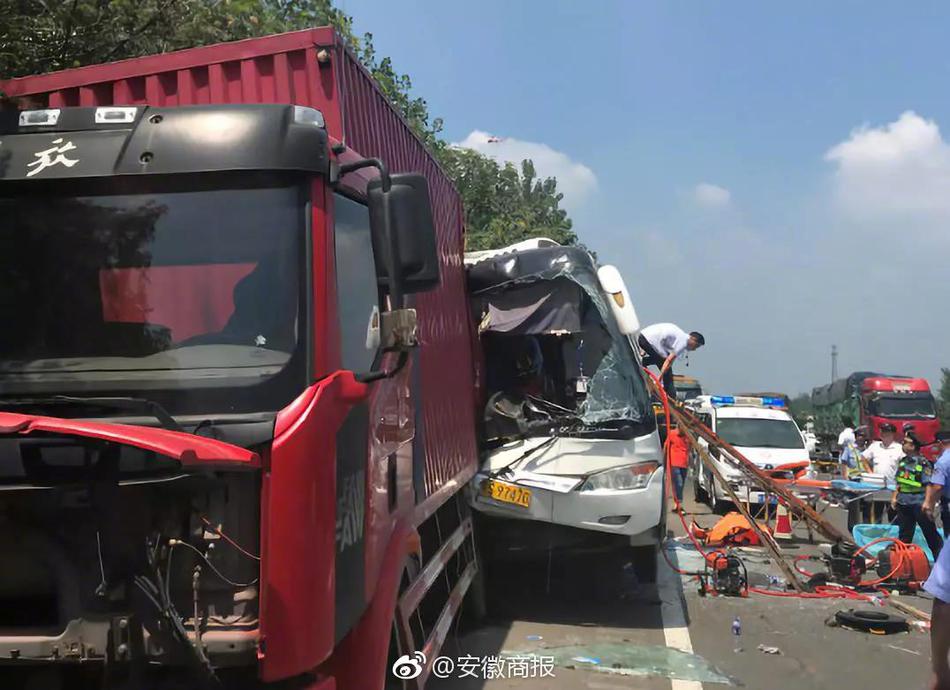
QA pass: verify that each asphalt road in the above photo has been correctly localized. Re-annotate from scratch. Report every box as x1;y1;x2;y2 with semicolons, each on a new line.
429;487;935;690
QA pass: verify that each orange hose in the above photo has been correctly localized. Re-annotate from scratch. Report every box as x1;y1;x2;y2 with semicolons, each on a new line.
643;367;716;575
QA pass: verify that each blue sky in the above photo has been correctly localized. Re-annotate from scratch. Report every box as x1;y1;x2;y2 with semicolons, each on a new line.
346;0;950;396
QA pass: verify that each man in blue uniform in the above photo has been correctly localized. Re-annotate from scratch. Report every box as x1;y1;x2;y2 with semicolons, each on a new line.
890;434;942;558
923;430;950;537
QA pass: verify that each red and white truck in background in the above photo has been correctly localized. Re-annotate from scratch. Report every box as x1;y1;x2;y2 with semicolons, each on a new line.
812;372;940;459
0;28;479;690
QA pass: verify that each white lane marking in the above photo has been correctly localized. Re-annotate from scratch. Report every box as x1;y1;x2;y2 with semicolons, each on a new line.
657;549;703;690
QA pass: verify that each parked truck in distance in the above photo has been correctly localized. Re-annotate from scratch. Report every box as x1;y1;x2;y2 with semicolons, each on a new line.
0;28;479;690
812;372;939;457
673;374;704;402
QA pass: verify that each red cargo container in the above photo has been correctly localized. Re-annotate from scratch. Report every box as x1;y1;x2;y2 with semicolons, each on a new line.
0;28;478;690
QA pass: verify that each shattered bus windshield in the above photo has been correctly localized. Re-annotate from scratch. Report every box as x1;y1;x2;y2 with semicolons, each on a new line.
475;272;650;432
0;177;307;414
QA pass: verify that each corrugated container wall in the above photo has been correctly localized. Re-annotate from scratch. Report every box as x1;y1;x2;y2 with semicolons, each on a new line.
0;27;478;507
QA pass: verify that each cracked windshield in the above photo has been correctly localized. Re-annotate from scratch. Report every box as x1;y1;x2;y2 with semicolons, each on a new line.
2;3;950;690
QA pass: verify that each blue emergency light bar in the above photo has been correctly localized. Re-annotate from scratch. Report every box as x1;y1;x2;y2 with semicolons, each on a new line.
710;395;787;409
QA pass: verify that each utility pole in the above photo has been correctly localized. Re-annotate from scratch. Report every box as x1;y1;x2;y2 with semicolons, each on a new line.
831;344;838;383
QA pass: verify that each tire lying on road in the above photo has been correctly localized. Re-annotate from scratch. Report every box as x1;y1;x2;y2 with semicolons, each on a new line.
833;609;909;635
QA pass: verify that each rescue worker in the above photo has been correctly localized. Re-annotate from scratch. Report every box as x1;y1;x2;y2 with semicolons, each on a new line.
667;424;690;504
891;433;943;559
922;430;950;538
861;422;904;522
637;323;705;397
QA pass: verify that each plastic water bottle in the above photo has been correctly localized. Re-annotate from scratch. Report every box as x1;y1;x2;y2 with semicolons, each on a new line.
732;616;742;652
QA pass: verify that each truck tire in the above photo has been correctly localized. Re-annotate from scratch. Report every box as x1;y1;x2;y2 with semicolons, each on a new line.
834;609;908;634
459;554;489;630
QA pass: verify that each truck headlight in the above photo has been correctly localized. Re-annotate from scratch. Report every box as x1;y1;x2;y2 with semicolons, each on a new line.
579;461;660;491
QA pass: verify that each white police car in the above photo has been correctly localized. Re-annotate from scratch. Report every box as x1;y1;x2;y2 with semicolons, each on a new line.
689;395;810;513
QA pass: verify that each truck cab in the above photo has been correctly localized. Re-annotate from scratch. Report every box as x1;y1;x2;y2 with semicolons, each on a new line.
861;377;939;454
0;29;479;690
673;375;703;402
465;241;665;582
812;372;939;459
690;395;810;513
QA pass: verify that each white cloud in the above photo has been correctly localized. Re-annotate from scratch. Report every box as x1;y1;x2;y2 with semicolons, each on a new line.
453;130;597;209
825;111;950;225
692;182;731;207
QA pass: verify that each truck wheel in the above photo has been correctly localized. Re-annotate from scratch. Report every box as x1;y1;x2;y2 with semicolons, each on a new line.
630;544;658;584
459;554;489;630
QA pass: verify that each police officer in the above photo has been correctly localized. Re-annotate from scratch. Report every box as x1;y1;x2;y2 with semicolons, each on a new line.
891;433;943;559
923;430;950;537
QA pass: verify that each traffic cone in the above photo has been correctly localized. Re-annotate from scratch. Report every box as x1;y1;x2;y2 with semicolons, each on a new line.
774;502;793;541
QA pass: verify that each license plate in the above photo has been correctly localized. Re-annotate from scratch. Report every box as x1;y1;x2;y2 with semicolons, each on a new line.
749;492;777;505
738;488;777;505
480;479;532;508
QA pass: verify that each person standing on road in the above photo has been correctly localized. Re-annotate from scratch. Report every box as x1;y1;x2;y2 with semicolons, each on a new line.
837;416;856;471
861;422;904;522
924;533;950;690
667;424;690;504
891;433;943;558
637;323;705;397
923;431;950;538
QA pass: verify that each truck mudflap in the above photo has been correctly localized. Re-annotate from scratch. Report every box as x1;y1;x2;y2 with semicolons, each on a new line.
0;412;260;468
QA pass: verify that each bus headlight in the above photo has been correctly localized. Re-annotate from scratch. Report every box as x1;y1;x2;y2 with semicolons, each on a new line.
580;461;660;491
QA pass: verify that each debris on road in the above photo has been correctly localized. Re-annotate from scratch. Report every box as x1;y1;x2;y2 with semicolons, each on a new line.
833;609;909;635
506;643;734;684
570;656;600;665
757;644;782;655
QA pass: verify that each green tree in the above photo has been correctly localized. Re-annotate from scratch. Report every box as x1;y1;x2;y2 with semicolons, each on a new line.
0;1;356;78
789;393;814;427
1;0;575;251
939;367;950;429
440;149;575;250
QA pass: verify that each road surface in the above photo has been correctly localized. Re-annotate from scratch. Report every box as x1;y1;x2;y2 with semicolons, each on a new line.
429;490;934;689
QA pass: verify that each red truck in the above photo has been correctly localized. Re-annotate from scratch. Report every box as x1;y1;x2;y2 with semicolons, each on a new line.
812;372;940;457
0;28;479;690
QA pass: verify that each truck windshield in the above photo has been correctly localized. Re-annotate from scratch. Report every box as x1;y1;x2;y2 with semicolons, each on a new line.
0;177;307;415
676;385;703;401
868;395;936;418
716;418;805;449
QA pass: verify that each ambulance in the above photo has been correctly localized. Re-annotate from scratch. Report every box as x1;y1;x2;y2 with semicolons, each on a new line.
688;395;810;513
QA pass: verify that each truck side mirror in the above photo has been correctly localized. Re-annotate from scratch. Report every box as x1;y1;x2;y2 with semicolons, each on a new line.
367;173;440;297
596;264;639;335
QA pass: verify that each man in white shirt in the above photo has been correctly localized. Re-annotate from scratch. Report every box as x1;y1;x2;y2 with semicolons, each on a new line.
860;422;904;523
837;416;856;471
637;323;705;396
